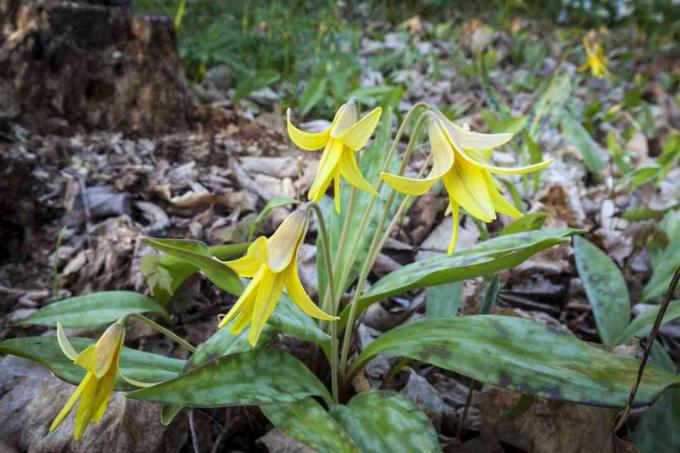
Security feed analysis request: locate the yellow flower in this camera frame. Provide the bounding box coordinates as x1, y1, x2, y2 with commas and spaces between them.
287, 99, 382, 213
381, 112, 553, 255
579, 35, 609, 78
50, 322, 124, 440
218, 209, 336, 346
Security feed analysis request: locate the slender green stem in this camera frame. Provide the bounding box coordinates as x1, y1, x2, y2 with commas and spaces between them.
125, 314, 197, 353
338, 113, 429, 379
309, 203, 340, 403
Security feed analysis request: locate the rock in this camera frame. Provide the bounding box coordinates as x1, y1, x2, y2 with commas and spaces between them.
259, 428, 314, 453
0, 355, 187, 452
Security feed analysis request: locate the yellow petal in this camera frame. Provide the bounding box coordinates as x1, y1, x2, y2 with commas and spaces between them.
447, 201, 460, 256
218, 265, 265, 329
455, 146, 554, 176
438, 113, 513, 150
380, 121, 454, 196
267, 209, 308, 273
483, 172, 523, 218
57, 322, 78, 361
339, 147, 378, 196
308, 139, 343, 202
94, 323, 124, 378
333, 170, 341, 214
286, 109, 330, 151
230, 299, 255, 335
50, 372, 92, 433
248, 270, 284, 346
74, 345, 97, 374
337, 107, 382, 150
330, 100, 358, 137
74, 371, 100, 439
225, 237, 267, 277
282, 259, 337, 321
442, 160, 495, 222
91, 367, 117, 423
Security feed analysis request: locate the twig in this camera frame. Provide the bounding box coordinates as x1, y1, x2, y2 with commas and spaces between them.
188, 410, 200, 453
457, 385, 475, 441
615, 265, 680, 431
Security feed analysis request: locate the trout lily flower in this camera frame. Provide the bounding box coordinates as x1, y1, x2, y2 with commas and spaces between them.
579, 35, 609, 78
287, 99, 382, 213
381, 112, 553, 255
218, 208, 336, 346
51, 321, 124, 440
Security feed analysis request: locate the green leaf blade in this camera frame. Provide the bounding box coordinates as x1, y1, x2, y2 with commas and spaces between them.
23, 291, 166, 328
573, 236, 631, 346
350, 316, 680, 407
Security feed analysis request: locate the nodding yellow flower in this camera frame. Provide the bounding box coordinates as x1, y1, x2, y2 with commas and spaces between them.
579, 35, 609, 78
287, 99, 382, 213
51, 322, 124, 440
381, 112, 553, 255
218, 209, 336, 346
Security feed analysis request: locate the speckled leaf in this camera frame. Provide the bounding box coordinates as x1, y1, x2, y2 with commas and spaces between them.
161, 324, 274, 424
344, 229, 578, 326
630, 387, 680, 452
500, 212, 548, 236
262, 398, 359, 453
642, 211, 680, 301
23, 291, 167, 328
426, 282, 462, 318
130, 349, 330, 406
141, 237, 242, 296
614, 301, 680, 345
142, 242, 248, 305
269, 293, 331, 349
0, 336, 184, 391
349, 316, 680, 407
574, 237, 630, 345
330, 391, 441, 453
561, 112, 605, 176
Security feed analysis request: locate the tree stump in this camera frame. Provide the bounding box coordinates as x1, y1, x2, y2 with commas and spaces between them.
0, 0, 193, 135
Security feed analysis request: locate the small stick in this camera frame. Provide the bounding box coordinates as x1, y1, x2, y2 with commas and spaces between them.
615, 265, 680, 431
457, 385, 475, 441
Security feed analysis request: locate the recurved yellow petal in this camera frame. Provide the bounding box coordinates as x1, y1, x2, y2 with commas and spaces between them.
330, 100, 358, 137
282, 261, 337, 321
50, 372, 92, 433
94, 323, 123, 378
92, 369, 117, 423
484, 172, 522, 218
442, 160, 495, 222
218, 265, 266, 329
337, 107, 382, 150
267, 209, 308, 273
308, 139, 343, 202
339, 147, 378, 197
286, 109, 330, 151
447, 200, 460, 255
333, 170, 341, 213
438, 113, 513, 150
225, 237, 267, 278
230, 299, 255, 335
248, 270, 283, 346
380, 121, 454, 196
75, 345, 97, 374
455, 146, 554, 176
57, 322, 78, 361
74, 371, 99, 440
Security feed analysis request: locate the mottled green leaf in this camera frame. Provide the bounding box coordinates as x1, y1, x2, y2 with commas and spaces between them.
480, 275, 500, 314
142, 242, 249, 305
344, 229, 578, 326
349, 316, 680, 406
142, 237, 242, 296
161, 323, 273, 425
22, 291, 166, 328
130, 349, 330, 406
500, 213, 548, 236
642, 211, 680, 301
330, 391, 441, 453
262, 398, 359, 453
269, 293, 331, 349
426, 281, 462, 318
0, 336, 184, 391
614, 301, 680, 345
561, 112, 605, 176
630, 387, 680, 452
574, 237, 630, 346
